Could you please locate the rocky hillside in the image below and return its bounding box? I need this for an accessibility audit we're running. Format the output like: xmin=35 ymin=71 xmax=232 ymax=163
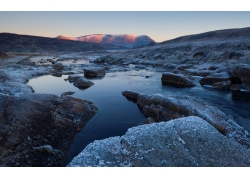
xmin=56 ymin=34 xmax=155 ymax=48
xmin=0 ymin=33 xmax=127 ymax=53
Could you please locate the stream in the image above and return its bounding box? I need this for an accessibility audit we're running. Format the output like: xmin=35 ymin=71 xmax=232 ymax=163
xmin=27 ymin=66 xmax=250 ymax=166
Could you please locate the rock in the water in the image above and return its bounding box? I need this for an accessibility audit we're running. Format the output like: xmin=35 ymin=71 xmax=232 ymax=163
xmin=84 ymin=67 xmax=106 ymax=77
xmin=53 ymin=62 xmax=63 ymax=71
xmin=0 ymin=93 xmax=97 ymax=167
xmin=212 ymin=80 xmax=231 ymax=89
xmin=68 ymin=74 xmax=81 ymax=82
xmin=73 ymin=77 xmax=94 ymax=88
xmin=234 ymin=64 xmax=250 ymax=84
xmin=121 ymin=90 xmax=141 ymax=101
xmin=61 ymin=91 xmax=75 ymax=97
xmin=230 ymin=84 xmax=241 ymax=91
xmin=200 ymin=72 xmax=229 ymax=86
xmin=67 ymin=116 xmax=250 ymax=167
xmin=51 ymin=72 xmax=62 ymax=77
xmin=161 ymin=72 xmax=195 ymax=87
xmin=121 ymin=90 xmax=250 ymax=148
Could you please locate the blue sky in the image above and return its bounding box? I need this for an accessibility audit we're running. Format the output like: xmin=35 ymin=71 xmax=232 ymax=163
xmin=0 ymin=11 xmax=250 ymax=42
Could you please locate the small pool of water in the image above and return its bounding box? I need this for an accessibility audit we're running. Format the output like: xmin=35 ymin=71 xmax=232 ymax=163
xmin=27 ymin=69 xmax=250 ymax=166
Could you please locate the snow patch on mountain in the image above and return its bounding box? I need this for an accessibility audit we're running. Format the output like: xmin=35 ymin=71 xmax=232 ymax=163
xmin=56 ymin=34 xmax=155 ymax=48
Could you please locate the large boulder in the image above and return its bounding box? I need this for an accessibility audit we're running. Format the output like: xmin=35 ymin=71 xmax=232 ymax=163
xmin=161 ymin=72 xmax=195 ymax=87
xmin=234 ymin=64 xmax=250 ymax=84
xmin=73 ymin=77 xmax=94 ymax=88
xmin=68 ymin=116 xmax=250 ymax=167
xmin=121 ymin=90 xmax=250 ymax=148
xmin=84 ymin=67 xmax=106 ymax=77
xmin=0 ymin=93 xmax=97 ymax=167
xmin=199 ymin=72 xmax=229 ymax=86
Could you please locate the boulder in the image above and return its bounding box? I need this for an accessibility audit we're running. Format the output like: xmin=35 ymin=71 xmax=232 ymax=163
xmin=199 ymin=72 xmax=229 ymax=86
xmin=68 ymin=116 xmax=250 ymax=167
xmin=240 ymin=83 xmax=250 ymax=91
xmin=0 ymin=93 xmax=97 ymax=167
xmin=161 ymin=72 xmax=195 ymax=87
xmin=61 ymin=91 xmax=75 ymax=97
xmin=68 ymin=74 xmax=81 ymax=83
xmin=73 ymin=77 xmax=94 ymax=88
xmin=234 ymin=64 xmax=250 ymax=84
xmin=212 ymin=80 xmax=231 ymax=89
xmin=84 ymin=67 xmax=106 ymax=77
xmin=53 ymin=62 xmax=63 ymax=71
xmin=121 ymin=90 xmax=250 ymax=148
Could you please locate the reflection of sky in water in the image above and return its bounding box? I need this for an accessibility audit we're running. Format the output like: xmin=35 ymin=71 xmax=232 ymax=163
xmin=27 ymin=70 xmax=250 ymax=165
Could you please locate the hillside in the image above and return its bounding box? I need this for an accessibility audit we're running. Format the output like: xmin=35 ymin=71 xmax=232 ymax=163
xmin=0 ymin=33 xmax=127 ymax=53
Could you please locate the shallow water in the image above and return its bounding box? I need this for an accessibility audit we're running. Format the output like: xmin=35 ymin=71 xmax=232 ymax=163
xmin=27 ymin=68 xmax=250 ymax=166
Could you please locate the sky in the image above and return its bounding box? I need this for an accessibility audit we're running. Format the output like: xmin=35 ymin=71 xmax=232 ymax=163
xmin=1 ymin=11 xmax=250 ymax=42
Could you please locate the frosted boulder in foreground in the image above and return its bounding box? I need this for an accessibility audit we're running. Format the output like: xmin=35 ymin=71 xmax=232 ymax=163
xmin=122 ymin=90 xmax=250 ymax=148
xmin=68 ymin=116 xmax=250 ymax=167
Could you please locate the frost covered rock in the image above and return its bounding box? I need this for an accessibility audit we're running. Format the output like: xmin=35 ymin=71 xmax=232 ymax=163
xmin=84 ymin=67 xmax=106 ymax=77
xmin=121 ymin=90 xmax=250 ymax=148
xmin=199 ymin=72 xmax=229 ymax=86
xmin=212 ymin=80 xmax=231 ymax=89
xmin=73 ymin=77 xmax=94 ymax=88
xmin=0 ymin=93 xmax=97 ymax=167
xmin=68 ymin=74 xmax=81 ymax=82
xmin=53 ymin=62 xmax=63 ymax=71
xmin=161 ymin=72 xmax=195 ymax=87
xmin=234 ymin=64 xmax=250 ymax=84
xmin=68 ymin=116 xmax=250 ymax=167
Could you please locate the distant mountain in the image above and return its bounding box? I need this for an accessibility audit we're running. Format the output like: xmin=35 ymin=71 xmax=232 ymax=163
xmin=0 ymin=33 xmax=127 ymax=53
xmin=56 ymin=34 xmax=155 ymax=48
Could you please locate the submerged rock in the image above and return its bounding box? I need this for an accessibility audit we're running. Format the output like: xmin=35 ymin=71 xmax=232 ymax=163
xmin=161 ymin=72 xmax=195 ymax=87
xmin=73 ymin=77 xmax=94 ymax=88
xmin=84 ymin=67 xmax=106 ymax=77
xmin=68 ymin=116 xmax=250 ymax=167
xmin=0 ymin=93 xmax=97 ymax=167
xmin=121 ymin=90 xmax=250 ymax=148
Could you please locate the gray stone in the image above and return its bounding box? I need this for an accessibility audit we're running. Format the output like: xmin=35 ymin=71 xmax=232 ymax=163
xmin=200 ymin=72 xmax=229 ymax=86
xmin=73 ymin=77 xmax=94 ymax=88
xmin=121 ymin=90 xmax=250 ymax=148
xmin=68 ymin=74 xmax=81 ymax=82
xmin=84 ymin=67 xmax=106 ymax=77
xmin=212 ymin=80 xmax=231 ymax=89
xmin=68 ymin=116 xmax=250 ymax=167
xmin=161 ymin=72 xmax=195 ymax=87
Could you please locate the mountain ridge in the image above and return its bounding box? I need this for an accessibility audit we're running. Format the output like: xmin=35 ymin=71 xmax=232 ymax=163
xmin=56 ymin=34 xmax=155 ymax=48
